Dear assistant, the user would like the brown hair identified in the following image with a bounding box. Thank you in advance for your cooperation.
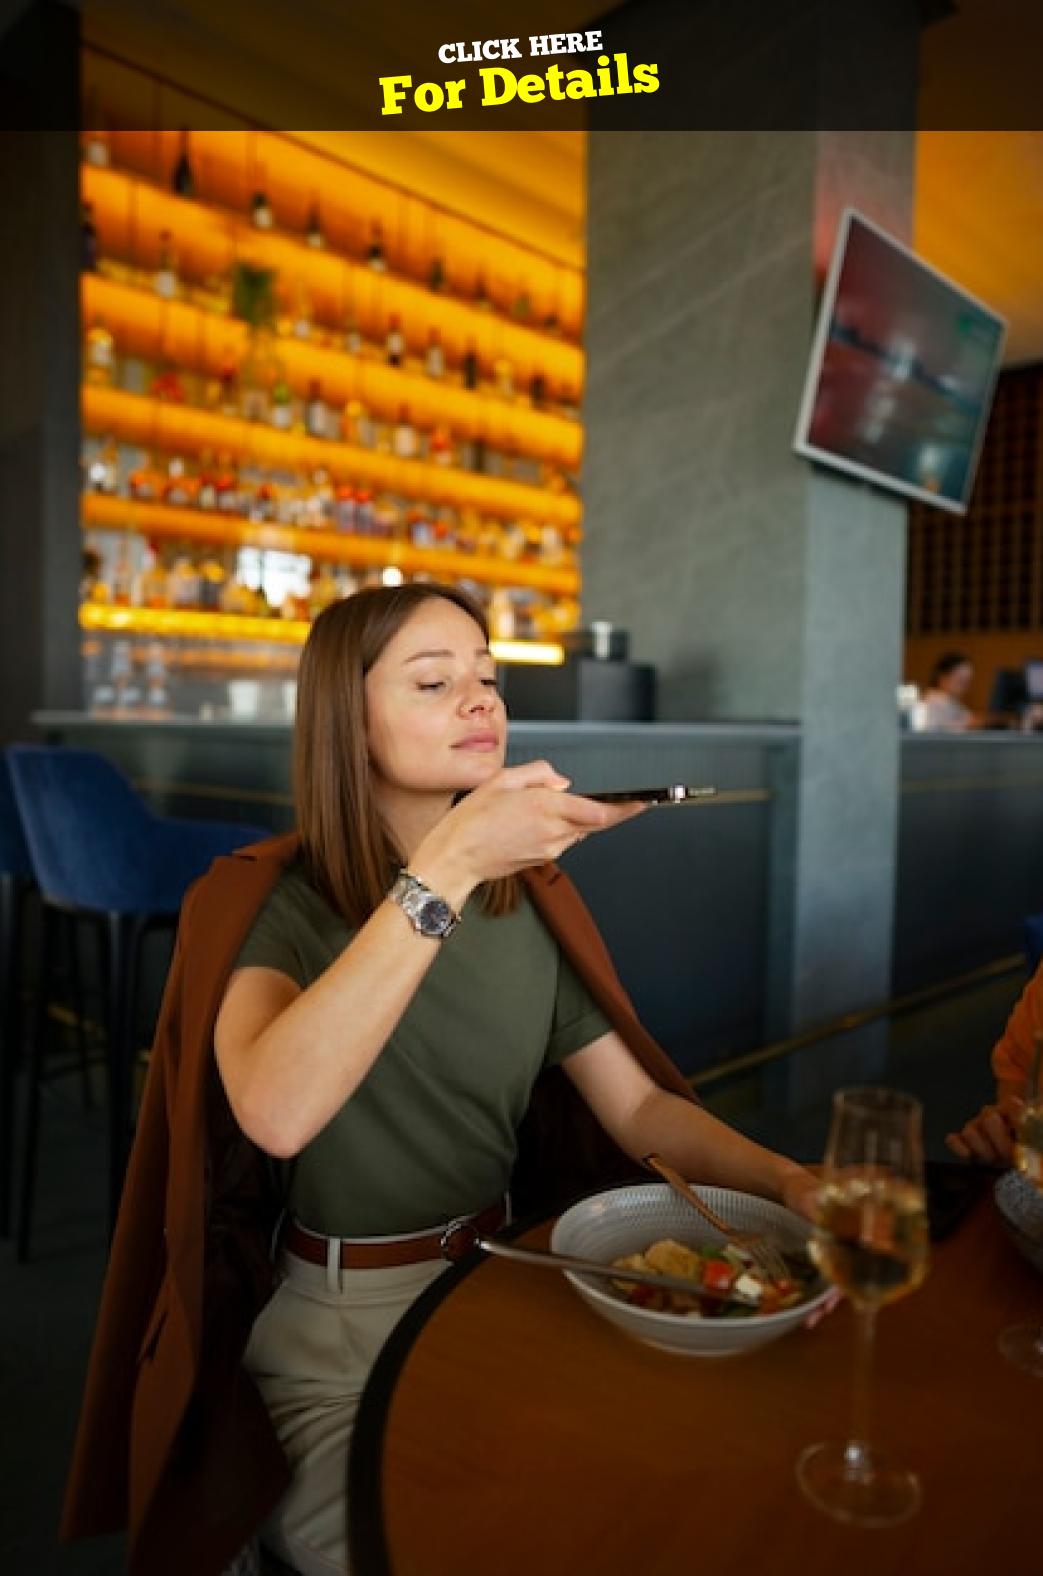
[294,583,519,926]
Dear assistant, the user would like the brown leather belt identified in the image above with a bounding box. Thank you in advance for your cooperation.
[282,1201,507,1270]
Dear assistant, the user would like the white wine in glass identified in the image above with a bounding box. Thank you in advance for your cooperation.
[796,1086,929,1527]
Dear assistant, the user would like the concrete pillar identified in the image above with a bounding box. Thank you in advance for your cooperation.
[583,105,916,1041]
[0,4,82,743]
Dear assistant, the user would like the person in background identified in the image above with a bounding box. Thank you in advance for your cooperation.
[918,651,980,731]
[946,963,1038,1164]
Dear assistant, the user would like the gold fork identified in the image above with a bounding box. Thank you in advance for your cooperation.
[642,1153,792,1281]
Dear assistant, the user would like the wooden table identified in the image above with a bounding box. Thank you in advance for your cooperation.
[349,1198,1039,1575]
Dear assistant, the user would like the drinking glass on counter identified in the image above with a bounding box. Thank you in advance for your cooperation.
[997,1055,1043,1377]
[797,1087,929,1526]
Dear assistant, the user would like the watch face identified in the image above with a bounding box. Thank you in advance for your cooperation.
[418,895,453,935]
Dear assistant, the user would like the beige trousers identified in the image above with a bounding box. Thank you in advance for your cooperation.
[244,1243,449,1576]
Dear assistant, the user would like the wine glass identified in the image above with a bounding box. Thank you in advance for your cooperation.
[997,1055,1043,1376]
[796,1086,929,1526]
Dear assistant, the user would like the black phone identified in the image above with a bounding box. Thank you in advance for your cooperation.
[583,784,717,804]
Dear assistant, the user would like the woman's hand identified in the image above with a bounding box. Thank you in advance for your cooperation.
[411,760,646,907]
[946,1095,1024,1165]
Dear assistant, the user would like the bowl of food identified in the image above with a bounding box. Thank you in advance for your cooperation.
[550,1182,831,1356]
[995,1169,1043,1274]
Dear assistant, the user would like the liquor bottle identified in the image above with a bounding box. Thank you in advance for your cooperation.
[493,357,515,400]
[81,201,98,272]
[172,129,195,197]
[111,544,134,607]
[355,488,374,535]
[311,467,335,525]
[150,364,187,403]
[529,371,547,410]
[429,425,454,467]
[366,221,388,273]
[343,315,364,357]
[84,317,115,386]
[304,379,328,439]
[293,290,313,341]
[385,314,405,367]
[392,405,417,459]
[197,451,217,512]
[270,375,293,431]
[163,455,192,507]
[215,453,241,513]
[428,255,447,294]
[154,230,178,299]
[462,341,480,391]
[217,356,239,417]
[334,485,356,533]
[474,273,492,312]
[251,188,274,230]
[86,435,120,494]
[512,287,533,321]
[133,541,169,609]
[424,328,445,380]
[306,196,325,249]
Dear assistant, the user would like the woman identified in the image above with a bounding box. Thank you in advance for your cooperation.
[63,584,816,1576]
[918,651,977,731]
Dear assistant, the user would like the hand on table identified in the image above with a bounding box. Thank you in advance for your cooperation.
[945,1096,1024,1166]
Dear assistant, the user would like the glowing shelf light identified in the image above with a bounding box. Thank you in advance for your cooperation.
[78,601,566,664]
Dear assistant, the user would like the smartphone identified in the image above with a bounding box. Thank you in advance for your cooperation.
[583,784,717,804]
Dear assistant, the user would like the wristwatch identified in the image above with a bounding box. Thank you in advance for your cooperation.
[388,869,462,940]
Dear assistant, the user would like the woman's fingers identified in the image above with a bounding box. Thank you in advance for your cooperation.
[945,1104,1016,1165]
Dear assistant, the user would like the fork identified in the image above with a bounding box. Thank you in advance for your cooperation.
[642,1153,792,1281]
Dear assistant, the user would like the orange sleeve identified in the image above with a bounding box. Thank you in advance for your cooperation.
[991,966,1043,1088]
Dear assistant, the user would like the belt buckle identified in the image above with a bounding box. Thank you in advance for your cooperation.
[440,1213,482,1264]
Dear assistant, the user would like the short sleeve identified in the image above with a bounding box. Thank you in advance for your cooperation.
[992,966,1043,1088]
[544,948,612,1068]
[233,879,308,990]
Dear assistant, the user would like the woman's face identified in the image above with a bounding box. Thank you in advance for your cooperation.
[365,598,507,802]
[942,662,973,698]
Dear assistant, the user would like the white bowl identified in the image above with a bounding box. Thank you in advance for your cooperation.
[550,1182,831,1357]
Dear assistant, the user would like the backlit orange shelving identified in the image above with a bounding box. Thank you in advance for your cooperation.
[82,164,585,395]
[82,273,582,470]
[82,386,582,533]
[81,492,580,597]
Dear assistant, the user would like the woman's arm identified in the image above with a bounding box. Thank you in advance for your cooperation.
[945,966,1041,1164]
[215,762,642,1157]
[563,1032,818,1218]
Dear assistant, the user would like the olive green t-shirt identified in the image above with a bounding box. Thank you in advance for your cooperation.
[233,860,611,1235]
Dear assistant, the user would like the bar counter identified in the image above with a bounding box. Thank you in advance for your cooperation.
[32,714,1043,1073]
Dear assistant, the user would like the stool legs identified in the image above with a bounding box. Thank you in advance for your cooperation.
[104,911,144,1234]
[16,903,58,1261]
[65,913,93,1110]
[0,872,28,1237]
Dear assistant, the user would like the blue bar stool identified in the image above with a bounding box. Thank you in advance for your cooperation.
[7,745,269,1259]
[0,755,35,1237]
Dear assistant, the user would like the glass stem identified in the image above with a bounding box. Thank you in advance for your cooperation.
[843,1302,876,1480]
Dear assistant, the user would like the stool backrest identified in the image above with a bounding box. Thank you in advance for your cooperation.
[0,752,34,879]
[7,745,165,913]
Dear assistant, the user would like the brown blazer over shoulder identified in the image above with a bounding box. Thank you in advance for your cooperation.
[60,834,696,1576]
